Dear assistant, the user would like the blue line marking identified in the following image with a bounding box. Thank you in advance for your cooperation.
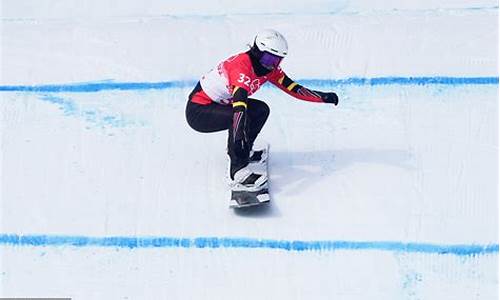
[38,94,140,128]
[0,81,195,93]
[0,234,497,256]
[299,76,499,87]
[0,77,497,93]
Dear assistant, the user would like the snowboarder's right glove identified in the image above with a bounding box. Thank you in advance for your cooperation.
[316,91,339,105]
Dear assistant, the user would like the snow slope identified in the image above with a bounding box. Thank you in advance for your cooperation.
[1,0,498,299]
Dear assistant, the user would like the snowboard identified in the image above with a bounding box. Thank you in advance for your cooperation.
[229,144,270,208]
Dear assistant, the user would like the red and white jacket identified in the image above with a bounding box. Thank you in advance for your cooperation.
[191,52,325,105]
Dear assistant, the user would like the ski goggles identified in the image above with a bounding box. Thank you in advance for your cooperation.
[259,52,283,70]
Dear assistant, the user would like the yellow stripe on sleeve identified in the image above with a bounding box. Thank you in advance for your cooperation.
[287,82,298,91]
[232,101,247,109]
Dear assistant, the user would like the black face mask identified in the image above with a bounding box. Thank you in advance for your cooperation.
[247,46,273,77]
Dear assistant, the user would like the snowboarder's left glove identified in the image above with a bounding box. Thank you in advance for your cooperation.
[232,101,250,159]
[317,91,339,106]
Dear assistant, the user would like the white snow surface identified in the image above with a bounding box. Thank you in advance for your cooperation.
[0,0,498,299]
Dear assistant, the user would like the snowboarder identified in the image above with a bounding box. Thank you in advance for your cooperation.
[186,29,339,188]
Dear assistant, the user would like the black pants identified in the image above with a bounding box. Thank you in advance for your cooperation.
[185,96,270,174]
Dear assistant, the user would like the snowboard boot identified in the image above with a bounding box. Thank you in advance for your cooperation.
[230,163,268,192]
[249,147,268,165]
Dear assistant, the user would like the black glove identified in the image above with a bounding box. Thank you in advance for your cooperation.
[317,91,339,106]
[232,105,250,159]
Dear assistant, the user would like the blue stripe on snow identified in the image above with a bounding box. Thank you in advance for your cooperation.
[0,234,497,256]
[0,77,497,93]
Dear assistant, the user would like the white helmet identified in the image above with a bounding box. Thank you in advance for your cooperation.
[254,29,288,58]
